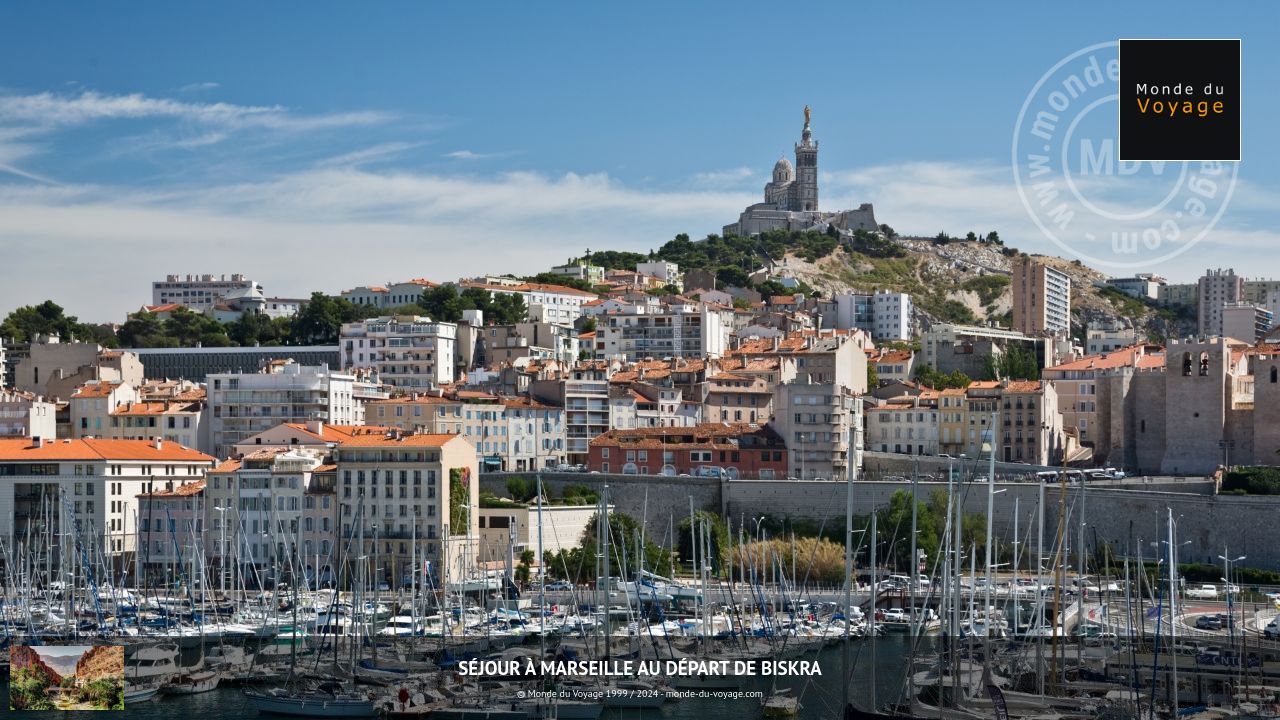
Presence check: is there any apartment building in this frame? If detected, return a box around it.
[587,423,787,479]
[203,448,328,588]
[208,362,364,458]
[997,380,1063,465]
[366,392,567,471]
[703,372,773,424]
[1221,302,1273,343]
[458,321,579,370]
[733,331,869,394]
[595,303,731,362]
[333,431,478,589]
[16,342,144,400]
[152,273,258,311]
[135,479,206,583]
[0,437,214,573]
[339,279,437,309]
[530,364,612,465]
[867,393,939,456]
[1012,257,1071,336]
[0,389,56,439]
[770,380,862,481]
[340,315,457,389]
[1198,268,1244,337]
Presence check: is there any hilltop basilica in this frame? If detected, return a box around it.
[723,106,880,238]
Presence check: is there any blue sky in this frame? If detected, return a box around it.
[1,2,1276,321]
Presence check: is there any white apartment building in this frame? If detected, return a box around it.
[871,290,913,341]
[204,448,327,585]
[595,303,730,361]
[152,274,259,311]
[0,437,214,570]
[635,261,681,287]
[1085,322,1138,355]
[208,362,362,458]
[0,389,56,439]
[339,279,438,309]
[366,393,567,472]
[340,316,457,389]
[530,365,611,464]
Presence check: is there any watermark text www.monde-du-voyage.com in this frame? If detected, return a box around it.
[1013,40,1241,270]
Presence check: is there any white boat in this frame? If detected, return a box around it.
[162,669,222,695]
[123,683,160,703]
[245,686,379,717]
[125,642,180,681]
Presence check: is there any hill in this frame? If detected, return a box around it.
[615,228,1195,343]
[76,646,124,682]
[10,646,64,685]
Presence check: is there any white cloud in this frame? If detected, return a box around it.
[443,149,512,160]
[688,167,758,190]
[319,142,423,168]
[179,82,221,92]
[0,90,393,133]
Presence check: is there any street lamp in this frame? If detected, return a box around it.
[1217,552,1246,647]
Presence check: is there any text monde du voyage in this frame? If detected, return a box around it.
[1134,82,1229,118]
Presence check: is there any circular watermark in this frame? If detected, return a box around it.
[1012,41,1237,269]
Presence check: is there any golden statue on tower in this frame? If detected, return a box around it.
[804,105,811,125]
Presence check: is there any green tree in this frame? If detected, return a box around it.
[448,468,472,534]
[162,307,229,346]
[875,490,942,572]
[678,510,730,576]
[980,344,1040,381]
[117,311,166,347]
[505,476,536,502]
[291,292,348,344]
[867,363,880,389]
[0,300,98,344]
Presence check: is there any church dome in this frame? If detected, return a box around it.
[772,156,794,182]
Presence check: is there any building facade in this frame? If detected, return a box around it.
[152,274,258,311]
[208,362,364,458]
[340,315,458,389]
[1198,268,1244,337]
[1012,257,1071,336]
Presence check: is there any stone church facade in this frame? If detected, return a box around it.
[724,106,879,238]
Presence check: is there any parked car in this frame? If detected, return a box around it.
[544,580,573,591]
[881,608,907,622]
[1195,615,1223,630]
[1264,618,1279,639]
[1186,584,1220,599]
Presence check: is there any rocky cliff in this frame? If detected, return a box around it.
[75,645,124,682]
[9,645,63,685]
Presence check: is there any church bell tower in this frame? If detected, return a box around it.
[793,105,818,212]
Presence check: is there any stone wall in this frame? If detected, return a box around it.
[481,471,1274,568]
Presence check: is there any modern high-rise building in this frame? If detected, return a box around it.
[1197,268,1244,337]
[1012,257,1071,336]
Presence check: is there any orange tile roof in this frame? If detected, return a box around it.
[875,350,913,363]
[0,438,213,462]
[280,423,396,442]
[72,382,122,399]
[1004,380,1043,393]
[1045,344,1165,373]
[209,459,243,473]
[337,432,458,448]
[110,401,200,416]
[313,463,338,473]
[142,303,183,313]
[139,479,206,498]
